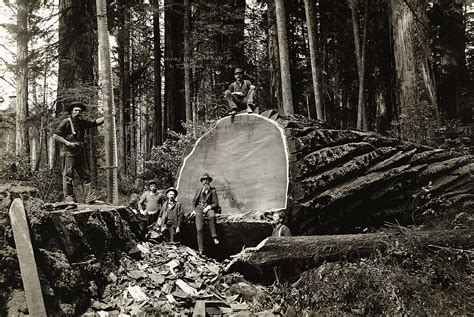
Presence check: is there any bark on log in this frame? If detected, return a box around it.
[177,113,473,237]
[226,229,474,277]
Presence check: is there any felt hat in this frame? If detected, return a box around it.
[148,179,158,186]
[67,101,87,113]
[234,68,243,74]
[165,187,178,196]
[200,173,213,182]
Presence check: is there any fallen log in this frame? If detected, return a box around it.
[226,229,474,279]
[176,112,473,242]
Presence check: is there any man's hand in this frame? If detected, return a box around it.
[160,225,166,233]
[232,91,244,97]
[189,210,196,218]
[176,227,180,233]
[139,209,147,216]
[157,217,162,226]
[250,85,256,89]
[66,141,78,148]
[203,206,211,214]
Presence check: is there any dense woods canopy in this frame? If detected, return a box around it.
[0,0,472,196]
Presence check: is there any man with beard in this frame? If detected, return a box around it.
[139,179,165,227]
[53,101,104,203]
[158,187,184,242]
[190,173,221,253]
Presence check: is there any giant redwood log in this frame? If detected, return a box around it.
[177,111,473,238]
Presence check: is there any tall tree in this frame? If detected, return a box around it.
[351,0,368,130]
[96,0,118,204]
[153,0,163,146]
[303,0,323,121]
[15,0,29,158]
[184,0,192,124]
[274,0,294,115]
[117,0,131,172]
[267,0,282,111]
[391,0,439,143]
[165,0,185,133]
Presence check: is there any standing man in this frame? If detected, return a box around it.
[224,68,256,115]
[53,101,104,203]
[190,173,220,253]
[139,179,164,227]
[158,187,184,242]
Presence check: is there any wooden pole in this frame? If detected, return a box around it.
[96,0,119,204]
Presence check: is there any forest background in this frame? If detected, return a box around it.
[0,0,472,203]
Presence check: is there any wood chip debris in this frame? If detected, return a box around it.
[85,242,275,315]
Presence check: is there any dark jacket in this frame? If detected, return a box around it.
[159,200,184,228]
[192,187,220,212]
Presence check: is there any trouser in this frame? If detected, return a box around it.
[61,152,96,203]
[195,205,217,252]
[164,225,177,242]
[224,87,256,111]
[147,211,159,227]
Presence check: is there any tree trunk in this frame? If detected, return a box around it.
[227,229,474,276]
[303,0,323,121]
[274,0,294,115]
[96,0,118,204]
[153,0,163,146]
[165,0,185,133]
[267,1,281,111]
[390,0,439,143]
[15,0,29,159]
[184,0,192,124]
[352,0,368,131]
[118,0,131,171]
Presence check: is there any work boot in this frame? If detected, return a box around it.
[84,182,100,204]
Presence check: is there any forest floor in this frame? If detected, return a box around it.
[81,201,473,316]
[1,181,472,316]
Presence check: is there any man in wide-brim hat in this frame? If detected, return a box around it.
[224,67,257,115]
[190,172,221,253]
[158,187,183,242]
[53,101,104,204]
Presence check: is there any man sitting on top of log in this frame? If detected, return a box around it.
[190,173,221,253]
[224,67,256,115]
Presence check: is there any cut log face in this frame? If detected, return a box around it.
[177,114,289,215]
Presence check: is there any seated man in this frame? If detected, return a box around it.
[224,68,256,115]
[158,187,184,242]
[190,173,220,253]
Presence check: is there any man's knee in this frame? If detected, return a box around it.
[224,90,232,98]
[208,210,216,218]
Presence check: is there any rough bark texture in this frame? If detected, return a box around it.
[0,184,145,316]
[274,0,294,115]
[153,0,162,146]
[15,0,29,158]
[227,229,474,277]
[267,1,282,111]
[391,0,439,142]
[165,0,185,133]
[184,0,192,124]
[303,0,323,121]
[178,111,473,239]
